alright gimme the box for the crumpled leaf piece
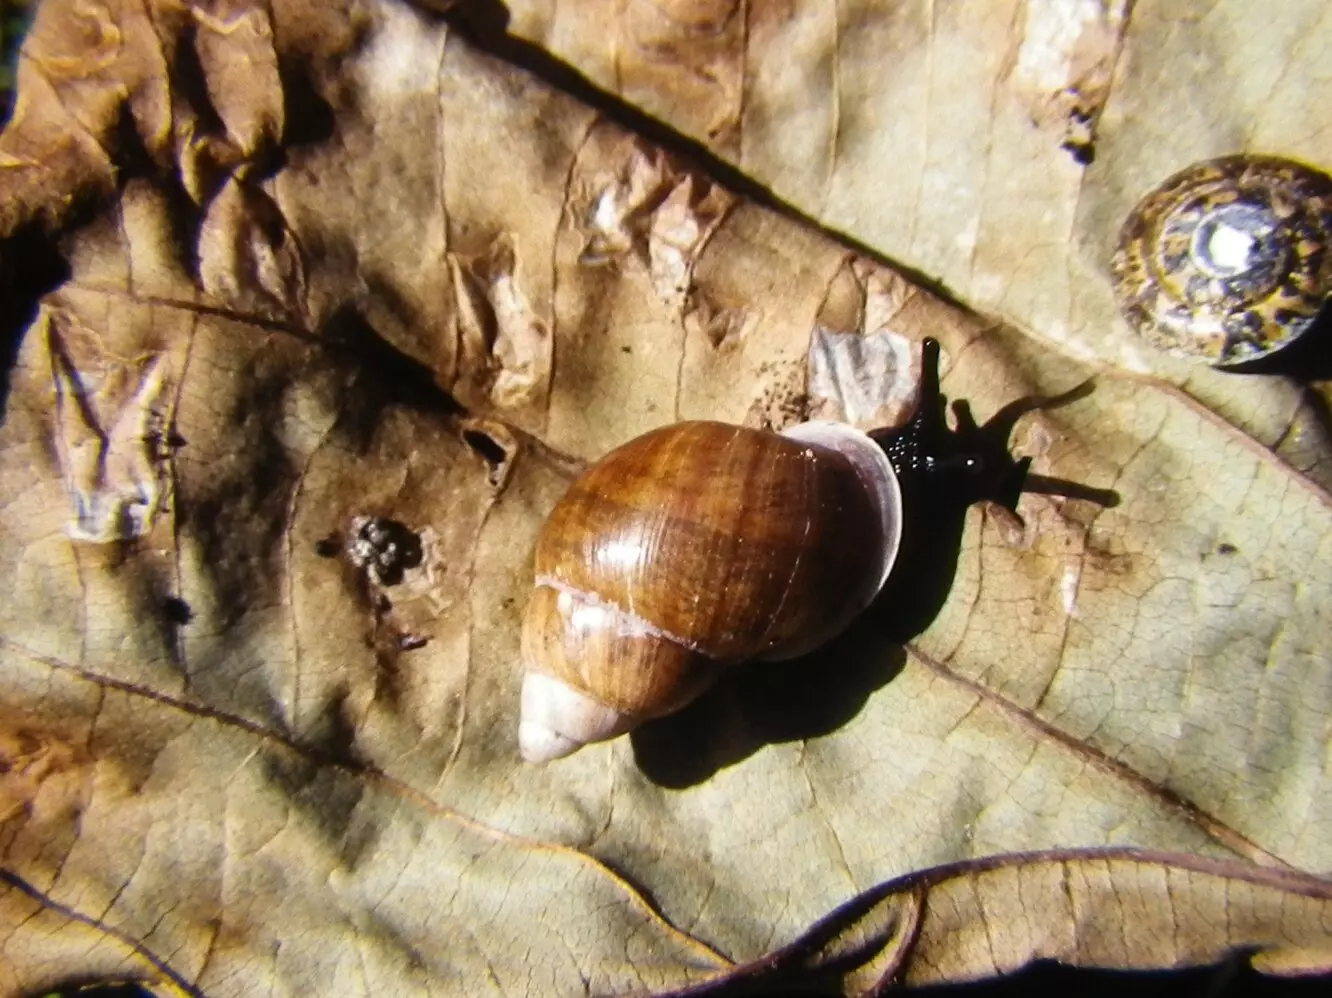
[650,174,733,312]
[450,233,550,411]
[807,259,923,428]
[198,173,307,321]
[2,0,165,231]
[807,326,916,429]
[658,850,1332,996]
[573,134,736,317]
[189,1,284,158]
[3,0,1332,993]
[577,141,677,266]
[47,311,171,542]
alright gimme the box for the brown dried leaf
[503,0,1332,489]
[1,0,1330,995]
[656,851,1332,996]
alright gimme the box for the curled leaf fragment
[48,314,171,543]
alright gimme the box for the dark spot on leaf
[163,596,193,625]
[347,516,423,586]
[1061,139,1095,166]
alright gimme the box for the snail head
[871,338,1119,515]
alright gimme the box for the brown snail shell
[518,419,902,762]
[1111,154,1332,366]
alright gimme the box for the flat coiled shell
[1111,154,1332,365]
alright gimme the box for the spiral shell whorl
[1111,155,1332,365]
[517,420,900,759]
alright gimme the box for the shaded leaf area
[0,0,1330,994]
[0,0,35,116]
[495,0,1332,490]
[27,985,160,998]
[924,963,1330,998]
[0,659,728,995]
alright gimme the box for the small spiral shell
[1111,154,1332,366]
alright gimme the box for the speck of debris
[1060,100,1096,165]
[163,596,193,625]
[1061,139,1095,165]
[315,536,342,558]
[747,359,810,430]
[1217,542,1238,555]
[347,516,425,586]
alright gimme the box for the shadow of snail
[517,337,1118,785]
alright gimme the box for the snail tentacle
[871,338,1033,512]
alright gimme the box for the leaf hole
[462,419,517,490]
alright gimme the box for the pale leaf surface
[0,1,1329,996]
[503,0,1332,488]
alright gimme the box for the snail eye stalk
[871,337,1117,515]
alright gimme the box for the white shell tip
[518,719,582,763]
[518,672,632,763]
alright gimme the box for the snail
[1111,154,1332,367]
[517,337,1074,763]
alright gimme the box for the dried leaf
[654,850,1332,996]
[1,0,1330,995]
[504,0,1332,489]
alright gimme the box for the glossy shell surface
[1111,155,1332,365]
[518,420,901,759]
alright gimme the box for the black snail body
[1111,154,1332,366]
[518,338,1051,762]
